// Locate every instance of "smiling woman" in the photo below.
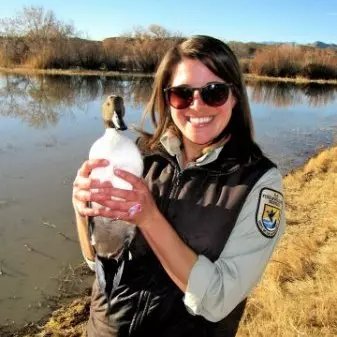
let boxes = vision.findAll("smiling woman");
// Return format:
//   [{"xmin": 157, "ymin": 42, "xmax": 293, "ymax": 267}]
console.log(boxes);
[
  {"xmin": 72, "ymin": 35, "xmax": 285, "ymax": 337},
  {"xmin": 168, "ymin": 59, "xmax": 236, "ymax": 159}
]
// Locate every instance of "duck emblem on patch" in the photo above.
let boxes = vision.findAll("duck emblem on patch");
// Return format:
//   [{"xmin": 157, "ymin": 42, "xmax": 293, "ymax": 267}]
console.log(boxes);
[{"xmin": 256, "ymin": 188, "xmax": 283, "ymax": 238}]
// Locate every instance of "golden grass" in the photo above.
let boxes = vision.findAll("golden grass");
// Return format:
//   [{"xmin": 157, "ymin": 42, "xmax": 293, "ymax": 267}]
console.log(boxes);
[
  {"xmin": 237, "ymin": 146, "xmax": 337, "ymax": 337},
  {"xmin": 41, "ymin": 297, "xmax": 90, "ymax": 337},
  {"xmin": 0, "ymin": 66, "xmax": 153, "ymax": 78},
  {"xmin": 249, "ymin": 45, "xmax": 337, "ymax": 80},
  {"xmin": 245, "ymin": 73, "xmax": 337, "ymax": 85},
  {"xmin": 18, "ymin": 145, "xmax": 337, "ymax": 336},
  {"xmin": 1, "ymin": 67, "xmax": 337, "ymax": 85}
]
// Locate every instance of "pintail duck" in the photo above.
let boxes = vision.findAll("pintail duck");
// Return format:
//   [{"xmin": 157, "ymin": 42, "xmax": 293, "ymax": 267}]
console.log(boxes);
[{"xmin": 88, "ymin": 95, "xmax": 143, "ymax": 299}]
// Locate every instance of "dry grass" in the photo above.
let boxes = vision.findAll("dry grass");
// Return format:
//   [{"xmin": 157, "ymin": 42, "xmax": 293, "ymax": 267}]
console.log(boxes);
[
  {"xmin": 2, "ymin": 37, "xmax": 337, "ymax": 81},
  {"xmin": 15, "ymin": 145, "xmax": 337, "ymax": 336},
  {"xmin": 237, "ymin": 146, "xmax": 337, "ymax": 337},
  {"xmin": 0, "ymin": 36, "xmax": 181, "ymax": 73},
  {"xmin": 0, "ymin": 66, "xmax": 153, "ymax": 78},
  {"xmin": 249, "ymin": 45, "xmax": 337, "ymax": 80}
]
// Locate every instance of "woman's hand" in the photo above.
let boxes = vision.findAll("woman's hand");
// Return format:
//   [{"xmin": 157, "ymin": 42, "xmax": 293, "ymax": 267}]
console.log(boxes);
[
  {"xmin": 72, "ymin": 159, "xmax": 112, "ymax": 217},
  {"xmin": 89, "ymin": 168, "xmax": 160, "ymax": 228}
]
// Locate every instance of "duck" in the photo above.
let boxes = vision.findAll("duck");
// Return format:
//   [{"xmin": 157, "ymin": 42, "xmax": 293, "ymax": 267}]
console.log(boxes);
[
  {"xmin": 88, "ymin": 95, "xmax": 143, "ymax": 297},
  {"xmin": 89, "ymin": 95, "xmax": 143, "ymax": 190}
]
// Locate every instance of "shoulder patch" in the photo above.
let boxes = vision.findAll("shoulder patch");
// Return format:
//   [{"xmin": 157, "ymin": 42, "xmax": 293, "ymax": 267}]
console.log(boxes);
[{"xmin": 256, "ymin": 188, "xmax": 283, "ymax": 238}]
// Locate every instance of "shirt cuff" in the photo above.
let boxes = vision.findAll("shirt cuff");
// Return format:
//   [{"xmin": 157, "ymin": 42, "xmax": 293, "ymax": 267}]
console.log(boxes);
[
  {"xmin": 84, "ymin": 256, "xmax": 96, "ymax": 271},
  {"xmin": 183, "ymin": 255, "xmax": 215, "ymax": 315}
]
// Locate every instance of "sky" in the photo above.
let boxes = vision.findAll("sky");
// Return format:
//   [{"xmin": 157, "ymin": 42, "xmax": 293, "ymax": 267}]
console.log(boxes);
[{"xmin": 1, "ymin": 0, "xmax": 337, "ymax": 44}]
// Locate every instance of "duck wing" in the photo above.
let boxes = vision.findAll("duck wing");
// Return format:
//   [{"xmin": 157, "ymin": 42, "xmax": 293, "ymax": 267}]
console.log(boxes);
[{"xmin": 90, "ymin": 216, "xmax": 136, "ymax": 259}]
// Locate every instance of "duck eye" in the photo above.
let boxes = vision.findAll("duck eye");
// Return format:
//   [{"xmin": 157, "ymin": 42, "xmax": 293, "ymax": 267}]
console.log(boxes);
[{"xmin": 106, "ymin": 103, "xmax": 110, "ymax": 106}]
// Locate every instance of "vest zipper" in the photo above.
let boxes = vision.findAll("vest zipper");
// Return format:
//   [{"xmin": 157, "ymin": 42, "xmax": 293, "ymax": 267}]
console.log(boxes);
[
  {"xmin": 175, "ymin": 171, "xmax": 183, "ymax": 186},
  {"xmin": 147, "ymin": 151, "xmax": 242, "ymax": 215}
]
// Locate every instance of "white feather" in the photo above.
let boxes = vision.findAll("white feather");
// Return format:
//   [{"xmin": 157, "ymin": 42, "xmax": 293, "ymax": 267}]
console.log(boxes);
[{"xmin": 89, "ymin": 128, "xmax": 143, "ymax": 189}]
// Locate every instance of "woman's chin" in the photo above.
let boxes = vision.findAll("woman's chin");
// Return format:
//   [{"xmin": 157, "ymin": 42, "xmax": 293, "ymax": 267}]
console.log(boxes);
[{"xmin": 185, "ymin": 135, "xmax": 212, "ymax": 146}]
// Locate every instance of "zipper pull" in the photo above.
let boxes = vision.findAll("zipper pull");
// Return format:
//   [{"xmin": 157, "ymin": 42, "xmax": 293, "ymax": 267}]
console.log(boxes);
[{"xmin": 176, "ymin": 171, "xmax": 183, "ymax": 186}]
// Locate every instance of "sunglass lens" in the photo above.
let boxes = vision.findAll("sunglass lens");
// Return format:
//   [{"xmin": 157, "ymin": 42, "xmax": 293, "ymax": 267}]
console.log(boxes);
[
  {"xmin": 168, "ymin": 87, "xmax": 193, "ymax": 109},
  {"xmin": 202, "ymin": 83, "xmax": 230, "ymax": 107}
]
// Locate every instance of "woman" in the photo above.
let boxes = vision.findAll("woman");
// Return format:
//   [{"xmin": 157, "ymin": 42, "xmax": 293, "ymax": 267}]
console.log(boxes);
[{"xmin": 72, "ymin": 35, "xmax": 285, "ymax": 337}]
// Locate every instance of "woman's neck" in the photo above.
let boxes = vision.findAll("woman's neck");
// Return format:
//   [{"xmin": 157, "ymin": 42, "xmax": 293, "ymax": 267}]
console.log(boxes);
[{"xmin": 182, "ymin": 138, "xmax": 204, "ymax": 167}]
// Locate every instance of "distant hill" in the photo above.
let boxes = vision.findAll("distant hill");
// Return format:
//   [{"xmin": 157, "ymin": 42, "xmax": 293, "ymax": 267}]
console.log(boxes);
[
  {"xmin": 309, "ymin": 41, "xmax": 337, "ymax": 49},
  {"xmin": 260, "ymin": 40, "xmax": 337, "ymax": 49}
]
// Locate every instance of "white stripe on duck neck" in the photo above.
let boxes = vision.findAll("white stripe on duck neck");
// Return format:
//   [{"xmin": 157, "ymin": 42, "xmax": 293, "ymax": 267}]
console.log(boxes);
[{"xmin": 104, "ymin": 128, "xmax": 120, "ymax": 136}]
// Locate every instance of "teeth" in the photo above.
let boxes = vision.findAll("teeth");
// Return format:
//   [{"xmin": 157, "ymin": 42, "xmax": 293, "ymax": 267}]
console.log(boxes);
[{"xmin": 189, "ymin": 117, "xmax": 213, "ymax": 125}]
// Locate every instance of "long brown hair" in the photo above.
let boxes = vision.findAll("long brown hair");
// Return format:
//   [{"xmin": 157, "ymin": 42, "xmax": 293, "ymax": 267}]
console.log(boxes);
[{"xmin": 138, "ymin": 35, "xmax": 257, "ymax": 156}]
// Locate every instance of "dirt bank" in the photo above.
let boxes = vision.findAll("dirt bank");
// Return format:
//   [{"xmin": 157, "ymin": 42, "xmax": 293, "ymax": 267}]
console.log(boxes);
[{"xmin": 8, "ymin": 145, "xmax": 337, "ymax": 337}]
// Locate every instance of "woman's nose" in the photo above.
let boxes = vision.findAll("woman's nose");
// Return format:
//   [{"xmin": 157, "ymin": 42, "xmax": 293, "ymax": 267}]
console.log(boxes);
[{"xmin": 190, "ymin": 89, "xmax": 205, "ymax": 108}]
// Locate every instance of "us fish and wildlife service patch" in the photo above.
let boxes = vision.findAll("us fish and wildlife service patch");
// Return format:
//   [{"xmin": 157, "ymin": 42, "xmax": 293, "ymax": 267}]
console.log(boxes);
[{"xmin": 256, "ymin": 188, "xmax": 283, "ymax": 238}]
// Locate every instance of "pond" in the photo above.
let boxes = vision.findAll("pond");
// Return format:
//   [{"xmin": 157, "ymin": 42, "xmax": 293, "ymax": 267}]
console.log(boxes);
[{"xmin": 0, "ymin": 74, "xmax": 337, "ymax": 329}]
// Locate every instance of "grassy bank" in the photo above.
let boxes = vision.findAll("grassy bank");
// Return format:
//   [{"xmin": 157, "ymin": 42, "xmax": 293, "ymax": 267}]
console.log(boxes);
[
  {"xmin": 238, "ymin": 145, "xmax": 337, "ymax": 336},
  {"xmin": 0, "ymin": 66, "xmax": 153, "ymax": 78},
  {"xmin": 1, "ymin": 67, "xmax": 337, "ymax": 86},
  {"xmin": 8, "ymin": 144, "xmax": 337, "ymax": 337}
]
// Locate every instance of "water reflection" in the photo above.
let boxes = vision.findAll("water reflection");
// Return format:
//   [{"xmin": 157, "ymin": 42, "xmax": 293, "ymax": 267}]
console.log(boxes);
[
  {"xmin": 303, "ymin": 83, "xmax": 337, "ymax": 107},
  {"xmin": 0, "ymin": 75, "xmax": 153, "ymax": 128},
  {"xmin": 248, "ymin": 81, "xmax": 337, "ymax": 107},
  {"xmin": 101, "ymin": 76, "xmax": 153, "ymax": 107},
  {"xmin": 1, "ymin": 75, "xmax": 336, "ymax": 130}
]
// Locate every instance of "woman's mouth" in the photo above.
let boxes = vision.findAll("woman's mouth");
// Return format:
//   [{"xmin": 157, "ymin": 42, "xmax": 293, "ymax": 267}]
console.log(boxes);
[{"xmin": 187, "ymin": 116, "xmax": 214, "ymax": 126}]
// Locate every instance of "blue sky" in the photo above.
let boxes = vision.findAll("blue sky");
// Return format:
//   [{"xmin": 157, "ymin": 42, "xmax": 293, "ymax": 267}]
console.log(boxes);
[{"xmin": 1, "ymin": 0, "xmax": 337, "ymax": 44}]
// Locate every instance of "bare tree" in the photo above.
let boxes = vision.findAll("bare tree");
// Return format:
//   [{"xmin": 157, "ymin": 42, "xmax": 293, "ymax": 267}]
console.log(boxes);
[
  {"xmin": 148, "ymin": 24, "xmax": 170, "ymax": 39},
  {"xmin": 0, "ymin": 6, "xmax": 78, "ymax": 66},
  {"xmin": 0, "ymin": 6, "xmax": 76, "ymax": 41},
  {"xmin": 122, "ymin": 24, "xmax": 182, "ymax": 40}
]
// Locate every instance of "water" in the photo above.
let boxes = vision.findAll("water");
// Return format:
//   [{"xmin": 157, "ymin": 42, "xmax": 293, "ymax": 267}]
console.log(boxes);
[{"xmin": 0, "ymin": 74, "xmax": 336, "ymax": 329}]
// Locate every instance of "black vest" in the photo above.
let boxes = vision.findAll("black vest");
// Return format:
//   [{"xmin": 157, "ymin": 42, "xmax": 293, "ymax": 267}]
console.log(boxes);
[{"xmin": 87, "ymin": 141, "xmax": 275, "ymax": 337}]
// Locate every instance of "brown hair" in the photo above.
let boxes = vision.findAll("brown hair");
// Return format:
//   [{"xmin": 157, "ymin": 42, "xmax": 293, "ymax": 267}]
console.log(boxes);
[{"xmin": 138, "ymin": 35, "xmax": 257, "ymax": 156}]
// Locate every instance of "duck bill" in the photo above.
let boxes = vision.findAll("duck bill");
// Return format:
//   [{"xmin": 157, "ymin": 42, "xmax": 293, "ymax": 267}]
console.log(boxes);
[{"xmin": 112, "ymin": 111, "xmax": 127, "ymax": 131}]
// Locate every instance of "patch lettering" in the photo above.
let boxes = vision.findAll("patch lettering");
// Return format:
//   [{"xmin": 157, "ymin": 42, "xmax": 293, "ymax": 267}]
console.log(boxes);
[{"xmin": 256, "ymin": 188, "xmax": 283, "ymax": 238}]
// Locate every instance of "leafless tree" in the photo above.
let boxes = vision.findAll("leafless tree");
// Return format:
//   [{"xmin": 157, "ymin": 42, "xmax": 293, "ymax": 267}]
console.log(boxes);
[{"xmin": 0, "ymin": 5, "xmax": 78, "ymax": 66}]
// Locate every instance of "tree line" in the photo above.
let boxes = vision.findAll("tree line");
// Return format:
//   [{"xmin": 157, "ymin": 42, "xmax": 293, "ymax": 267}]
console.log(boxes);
[{"xmin": 1, "ymin": 6, "xmax": 337, "ymax": 79}]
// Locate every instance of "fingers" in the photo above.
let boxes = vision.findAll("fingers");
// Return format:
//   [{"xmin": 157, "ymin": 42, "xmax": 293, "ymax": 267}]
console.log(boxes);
[
  {"xmin": 77, "ymin": 204, "xmax": 134, "ymax": 222},
  {"xmin": 90, "ymin": 198, "xmax": 138, "ymax": 213},
  {"xmin": 73, "ymin": 159, "xmax": 112, "ymax": 190},
  {"xmin": 92, "ymin": 187, "xmax": 139, "ymax": 201},
  {"xmin": 114, "ymin": 168, "xmax": 145, "ymax": 190},
  {"xmin": 73, "ymin": 189, "xmax": 93, "ymax": 203},
  {"xmin": 97, "ymin": 209, "xmax": 132, "ymax": 222},
  {"xmin": 73, "ymin": 176, "xmax": 112, "ymax": 189},
  {"xmin": 77, "ymin": 159, "xmax": 109, "ymax": 178},
  {"xmin": 74, "ymin": 198, "xmax": 135, "ymax": 219},
  {"xmin": 73, "ymin": 163, "xmax": 146, "ymax": 222},
  {"xmin": 77, "ymin": 203, "xmax": 100, "ymax": 217}
]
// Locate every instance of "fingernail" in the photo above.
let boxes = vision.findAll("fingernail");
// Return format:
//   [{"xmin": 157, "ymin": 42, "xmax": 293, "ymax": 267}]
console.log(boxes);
[
  {"xmin": 114, "ymin": 168, "xmax": 121, "ymax": 174},
  {"xmin": 128, "ymin": 204, "xmax": 142, "ymax": 216},
  {"xmin": 102, "ymin": 159, "xmax": 109, "ymax": 165}
]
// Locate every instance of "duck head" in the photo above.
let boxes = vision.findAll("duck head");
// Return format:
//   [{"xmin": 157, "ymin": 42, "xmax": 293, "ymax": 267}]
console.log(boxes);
[{"xmin": 102, "ymin": 95, "xmax": 127, "ymax": 131}]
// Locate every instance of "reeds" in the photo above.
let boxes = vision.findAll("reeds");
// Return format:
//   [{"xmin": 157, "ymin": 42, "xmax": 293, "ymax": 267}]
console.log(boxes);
[
  {"xmin": 0, "ymin": 36, "xmax": 181, "ymax": 73},
  {"xmin": 249, "ymin": 45, "xmax": 337, "ymax": 80},
  {"xmin": 1, "ymin": 38, "xmax": 337, "ymax": 80}
]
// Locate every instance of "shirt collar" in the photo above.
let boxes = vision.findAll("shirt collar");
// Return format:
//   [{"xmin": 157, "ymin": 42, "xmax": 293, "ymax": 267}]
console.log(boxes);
[{"xmin": 160, "ymin": 131, "xmax": 223, "ymax": 169}]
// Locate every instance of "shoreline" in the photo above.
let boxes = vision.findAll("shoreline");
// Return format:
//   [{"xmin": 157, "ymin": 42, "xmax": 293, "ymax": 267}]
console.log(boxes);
[
  {"xmin": 1, "ymin": 67, "xmax": 337, "ymax": 85},
  {"xmin": 5, "ymin": 142, "xmax": 337, "ymax": 337}
]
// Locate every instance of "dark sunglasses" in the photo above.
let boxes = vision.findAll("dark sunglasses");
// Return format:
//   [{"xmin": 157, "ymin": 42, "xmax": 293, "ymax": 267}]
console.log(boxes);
[{"xmin": 164, "ymin": 82, "xmax": 233, "ymax": 109}]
